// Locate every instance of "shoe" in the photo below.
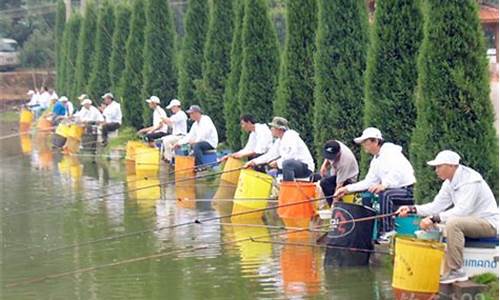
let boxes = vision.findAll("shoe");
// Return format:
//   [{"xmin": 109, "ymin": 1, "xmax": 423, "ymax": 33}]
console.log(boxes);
[
  {"xmin": 440, "ymin": 269, "xmax": 468, "ymax": 284},
  {"xmin": 376, "ymin": 230, "xmax": 397, "ymax": 244}
]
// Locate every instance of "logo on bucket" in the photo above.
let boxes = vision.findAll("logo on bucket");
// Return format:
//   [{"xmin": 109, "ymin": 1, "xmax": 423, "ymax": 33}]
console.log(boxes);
[{"xmin": 328, "ymin": 207, "xmax": 355, "ymax": 239}]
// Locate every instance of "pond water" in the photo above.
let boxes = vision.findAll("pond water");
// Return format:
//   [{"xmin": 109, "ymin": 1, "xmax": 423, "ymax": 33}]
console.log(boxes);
[{"xmin": 0, "ymin": 121, "xmax": 396, "ymax": 299}]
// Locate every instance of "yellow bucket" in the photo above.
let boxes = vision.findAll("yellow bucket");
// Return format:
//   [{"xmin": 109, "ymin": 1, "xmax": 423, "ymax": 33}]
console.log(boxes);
[
  {"xmin": 20, "ymin": 135, "xmax": 32, "ymax": 154},
  {"xmin": 68, "ymin": 125, "xmax": 84, "ymax": 141},
  {"xmin": 231, "ymin": 218, "xmax": 272, "ymax": 264},
  {"xmin": 19, "ymin": 108, "xmax": 33, "ymax": 124},
  {"xmin": 58, "ymin": 156, "xmax": 71, "ymax": 175},
  {"xmin": 342, "ymin": 194, "xmax": 355, "ymax": 203},
  {"xmin": 393, "ymin": 237, "xmax": 445, "ymax": 293},
  {"xmin": 135, "ymin": 147, "xmax": 160, "ymax": 172},
  {"xmin": 55, "ymin": 123, "xmax": 71, "ymax": 138},
  {"xmin": 233, "ymin": 169, "xmax": 273, "ymax": 209},
  {"xmin": 220, "ymin": 157, "xmax": 244, "ymax": 185},
  {"xmin": 125, "ymin": 141, "xmax": 145, "ymax": 161},
  {"xmin": 134, "ymin": 177, "xmax": 160, "ymax": 200}
]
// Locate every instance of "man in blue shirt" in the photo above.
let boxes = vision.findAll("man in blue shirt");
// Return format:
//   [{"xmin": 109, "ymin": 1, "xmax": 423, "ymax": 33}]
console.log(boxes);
[{"xmin": 52, "ymin": 96, "xmax": 68, "ymax": 125}]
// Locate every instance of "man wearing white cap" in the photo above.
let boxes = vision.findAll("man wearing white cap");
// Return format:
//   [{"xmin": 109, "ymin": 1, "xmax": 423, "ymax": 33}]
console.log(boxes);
[
  {"xmin": 397, "ymin": 150, "xmax": 498, "ymax": 284},
  {"xmin": 161, "ymin": 99, "xmax": 188, "ymax": 163},
  {"xmin": 101, "ymin": 93, "xmax": 122, "ymax": 145},
  {"xmin": 26, "ymin": 90, "xmax": 42, "ymax": 118},
  {"xmin": 138, "ymin": 96, "xmax": 169, "ymax": 144},
  {"xmin": 51, "ymin": 96, "xmax": 68, "ymax": 125},
  {"xmin": 74, "ymin": 99, "xmax": 104, "ymax": 124},
  {"xmin": 334, "ymin": 127, "xmax": 416, "ymax": 242}
]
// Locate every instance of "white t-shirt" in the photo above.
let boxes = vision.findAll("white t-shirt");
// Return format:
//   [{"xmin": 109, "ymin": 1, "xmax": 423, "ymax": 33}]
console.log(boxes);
[
  {"xmin": 179, "ymin": 115, "xmax": 218, "ymax": 148},
  {"xmin": 65, "ymin": 102, "xmax": 74, "ymax": 116},
  {"xmin": 75, "ymin": 106, "xmax": 104, "ymax": 123},
  {"xmin": 241, "ymin": 123, "xmax": 273, "ymax": 154},
  {"xmin": 170, "ymin": 110, "xmax": 188, "ymax": 135},
  {"xmin": 153, "ymin": 106, "xmax": 169, "ymax": 133},
  {"xmin": 102, "ymin": 101, "xmax": 122, "ymax": 124},
  {"xmin": 39, "ymin": 91, "xmax": 51, "ymax": 109}
]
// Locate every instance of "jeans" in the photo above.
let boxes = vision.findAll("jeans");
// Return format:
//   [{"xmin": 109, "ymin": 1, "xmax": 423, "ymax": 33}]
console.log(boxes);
[
  {"xmin": 144, "ymin": 131, "xmax": 167, "ymax": 143},
  {"xmin": 101, "ymin": 122, "xmax": 121, "ymax": 143},
  {"xmin": 282, "ymin": 159, "xmax": 312, "ymax": 181},
  {"xmin": 192, "ymin": 141, "xmax": 214, "ymax": 166}
]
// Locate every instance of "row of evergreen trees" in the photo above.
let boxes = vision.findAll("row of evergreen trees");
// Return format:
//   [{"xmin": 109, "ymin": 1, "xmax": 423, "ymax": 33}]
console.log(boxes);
[{"xmin": 56, "ymin": 0, "xmax": 497, "ymax": 202}]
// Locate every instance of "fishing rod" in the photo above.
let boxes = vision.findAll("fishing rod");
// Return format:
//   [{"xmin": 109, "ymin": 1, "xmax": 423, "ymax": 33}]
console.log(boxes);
[{"xmin": 249, "ymin": 239, "xmax": 392, "ymax": 255}]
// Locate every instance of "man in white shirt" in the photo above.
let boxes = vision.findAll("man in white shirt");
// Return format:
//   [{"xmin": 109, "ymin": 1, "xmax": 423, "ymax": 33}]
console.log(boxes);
[
  {"xmin": 161, "ymin": 99, "xmax": 188, "ymax": 163},
  {"xmin": 26, "ymin": 90, "xmax": 42, "ymax": 119},
  {"xmin": 176, "ymin": 105, "xmax": 218, "ymax": 166},
  {"xmin": 334, "ymin": 127, "xmax": 416, "ymax": 241},
  {"xmin": 245, "ymin": 117, "xmax": 315, "ymax": 181},
  {"xmin": 101, "ymin": 93, "xmax": 122, "ymax": 144},
  {"xmin": 74, "ymin": 99, "xmax": 104, "ymax": 124},
  {"xmin": 397, "ymin": 150, "xmax": 498, "ymax": 284},
  {"xmin": 39, "ymin": 86, "xmax": 51, "ymax": 110},
  {"xmin": 319, "ymin": 140, "xmax": 359, "ymax": 206},
  {"xmin": 229, "ymin": 114, "xmax": 273, "ymax": 161},
  {"xmin": 138, "ymin": 96, "xmax": 169, "ymax": 145}
]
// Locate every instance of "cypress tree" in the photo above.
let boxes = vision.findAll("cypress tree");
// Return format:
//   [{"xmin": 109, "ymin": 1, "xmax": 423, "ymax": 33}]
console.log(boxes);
[
  {"xmin": 223, "ymin": 0, "xmax": 244, "ymax": 150},
  {"xmin": 313, "ymin": 0, "xmax": 368, "ymax": 161},
  {"xmin": 141, "ymin": 0, "xmax": 177, "ymax": 126},
  {"xmin": 274, "ymin": 0, "xmax": 317, "ymax": 146},
  {"xmin": 60, "ymin": 14, "xmax": 81, "ymax": 97},
  {"xmin": 177, "ymin": 0, "xmax": 209, "ymax": 108},
  {"xmin": 119, "ymin": 0, "xmax": 146, "ymax": 129},
  {"xmin": 238, "ymin": 0, "xmax": 280, "ymax": 129},
  {"xmin": 109, "ymin": 3, "xmax": 131, "ymax": 92},
  {"xmin": 73, "ymin": 1, "xmax": 98, "ymax": 99},
  {"xmin": 363, "ymin": 0, "xmax": 422, "ymax": 162},
  {"xmin": 199, "ymin": 0, "xmax": 234, "ymax": 141},
  {"xmin": 87, "ymin": 0, "xmax": 114, "ymax": 102},
  {"xmin": 411, "ymin": 0, "xmax": 499, "ymax": 202},
  {"xmin": 55, "ymin": 0, "xmax": 66, "ymax": 92}
]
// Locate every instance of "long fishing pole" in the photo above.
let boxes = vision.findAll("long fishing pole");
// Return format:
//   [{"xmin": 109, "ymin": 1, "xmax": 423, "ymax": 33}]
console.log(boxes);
[{"xmin": 249, "ymin": 239, "xmax": 392, "ymax": 255}]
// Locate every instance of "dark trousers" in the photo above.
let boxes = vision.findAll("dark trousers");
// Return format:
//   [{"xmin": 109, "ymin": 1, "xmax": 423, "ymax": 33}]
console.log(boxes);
[
  {"xmin": 102, "ymin": 122, "xmax": 121, "ymax": 142},
  {"xmin": 379, "ymin": 186, "xmax": 414, "ymax": 234},
  {"xmin": 193, "ymin": 141, "xmax": 214, "ymax": 166},
  {"xmin": 282, "ymin": 159, "xmax": 312, "ymax": 181},
  {"xmin": 248, "ymin": 153, "xmax": 266, "ymax": 173},
  {"xmin": 144, "ymin": 131, "xmax": 167, "ymax": 143},
  {"xmin": 319, "ymin": 176, "xmax": 354, "ymax": 207}
]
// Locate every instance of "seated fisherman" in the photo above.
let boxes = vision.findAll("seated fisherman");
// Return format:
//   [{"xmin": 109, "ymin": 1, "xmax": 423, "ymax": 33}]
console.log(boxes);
[
  {"xmin": 397, "ymin": 150, "xmax": 498, "ymax": 284},
  {"xmin": 51, "ymin": 96, "xmax": 69, "ymax": 125},
  {"xmin": 226, "ymin": 114, "xmax": 273, "ymax": 162},
  {"xmin": 137, "ymin": 96, "xmax": 169, "ymax": 145},
  {"xmin": 244, "ymin": 117, "xmax": 314, "ymax": 181},
  {"xmin": 319, "ymin": 140, "xmax": 359, "ymax": 207},
  {"xmin": 175, "ymin": 105, "xmax": 218, "ymax": 167},
  {"xmin": 74, "ymin": 98, "xmax": 104, "ymax": 124},
  {"xmin": 100, "ymin": 93, "xmax": 122, "ymax": 145},
  {"xmin": 161, "ymin": 99, "xmax": 188, "ymax": 163},
  {"xmin": 334, "ymin": 127, "xmax": 416, "ymax": 242}
]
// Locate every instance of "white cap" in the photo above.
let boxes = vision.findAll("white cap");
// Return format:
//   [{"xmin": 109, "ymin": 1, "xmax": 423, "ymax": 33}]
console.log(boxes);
[
  {"xmin": 101, "ymin": 92, "xmax": 114, "ymax": 99},
  {"xmin": 354, "ymin": 127, "xmax": 383, "ymax": 144},
  {"xmin": 427, "ymin": 150, "xmax": 461, "ymax": 166},
  {"xmin": 27, "ymin": 90, "xmax": 35, "ymax": 95},
  {"xmin": 166, "ymin": 99, "xmax": 181, "ymax": 109},
  {"xmin": 81, "ymin": 99, "xmax": 92, "ymax": 105},
  {"xmin": 78, "ymin": 94, "xmax": 88, "ymax": 101},
  {"xmin": 146, "ymin": 96, "xmax": 161, "ymax": 104},
  {"xmin": 59, "ymin": 96, "xmax": 69, "ymax": 102}
]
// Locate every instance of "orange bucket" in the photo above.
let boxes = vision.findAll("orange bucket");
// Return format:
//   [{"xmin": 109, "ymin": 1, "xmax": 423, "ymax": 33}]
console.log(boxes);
[
  {"xmin": 37, "ymin": 117, "xmax": 52, "ymax": 132},
  {"xmin": 277, "ymin": 181, "xmax": 316, "ymax": 219},
  {"xmin": 175, "ymin": 156, "xmax": 195, "ymax": 177},
  {"xmin": 176, "ymin": 180, "xmax": 196, "ymax": 208},
  {"xmin": 280, "ymin": 245, "xmax": 320, "ymax": 296},
  {"xmin": 281, "ymin": 217, "xmax": 312, "ymax": 240}
]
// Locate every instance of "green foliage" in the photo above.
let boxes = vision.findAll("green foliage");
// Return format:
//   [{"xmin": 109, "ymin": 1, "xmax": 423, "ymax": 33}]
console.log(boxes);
[
  {"xmin": 109, "ymin": 3, "xmax": 131, "ymax": 92},
  {"xmin": 74, "ymin": 1, "xmax": 98, "ymax": 100},
  {"xmin": 223, "ymin": 0, "xmax": 245, "ymax": 150},
  {"xmin": 177, "ymin": 0, "xmax": 209, "ymax": 109},
  {"xmin": 362, "ymin": 0, "xmax": 422, "ymax": 171},
  {"xmin": 411, "ymin": 0, "xmax": 499, "ymax": 202},
  {"xmin": 471, "ymin": 273, "xmax": 499, "ymax": 300},
  {"xmin": 118, "ymin": 0, "xmax": 146, "ymax": 129},
  {"xmin": 313, "ymin": 0, "xmax": 368, "ymax": 163},
  {"xmin": 274, "ymin": 0, "xmax": 317, "ymax": 146},
  {"xmin": 238, "ymin": 0, "xmax": 280, "ymax": 131},
  {"xmin": 87, "ymin": 0, "xmax": 115, "ymax": 103},
  {"xmin": 19, "ymin": 29, "xmax": 55, "ymax": 68},
  {"xmin": 199, "ymin": 0, "xmax": 234, "ymax": 141},
  {"xmin": 141, "ymin": 0, "xmax": 177, "ymax": 126},
  {"xmin": 60, "ymin": 14, "xmax": 81, "ymax": 97},
  {"xmin": 55, "ymin": 0, "xmax": 66, "ymax": 92}
]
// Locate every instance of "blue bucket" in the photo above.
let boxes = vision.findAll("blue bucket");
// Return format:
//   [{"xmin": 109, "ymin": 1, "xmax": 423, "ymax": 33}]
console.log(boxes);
[{"xmin": 395, "ymin": 215, "xmax": 422, "ymax": 237}]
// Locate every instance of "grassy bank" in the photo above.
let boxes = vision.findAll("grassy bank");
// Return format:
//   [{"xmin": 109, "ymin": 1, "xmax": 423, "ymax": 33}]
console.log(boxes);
[
  {"xmin": 471, "ymin": 273, "xmax": 499, "ymax": 300},
  {"xmin": 103, "ymin": 126, "xmax": 140, "ymax": 153}
]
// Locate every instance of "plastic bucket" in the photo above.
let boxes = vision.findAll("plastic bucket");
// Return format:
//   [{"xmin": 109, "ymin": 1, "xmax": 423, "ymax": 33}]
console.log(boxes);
[
  {"xmin": 231, "ymin": 218, "xmax": 272, "ymax": 264},
  {"xmin": 20, "ymin": 135, "xmax": 32, "ymax": 154},
  {"xmin": 393, "ymin": 237, "xmax": 445, "ymax": 293},
  {"xmin": 63, "ymin": 137, "xmax": 80, "ymax": 154},
  {"xmin": 175, "ymin": 156, "xmax": 195, "ymax": 177},
  {"xmin": 68, "ymin": 125, "xmax": 84, "ymax": 141},
  {"xmin": 220, "ymin": 157, "xmax": 244, "ymax": 185},
  {"xmin": 52, "ymin": 133, "xmax": 67, "ymax": 148},
  {"xmin": 277, "ymin": 181, "xmax": 316, "ymax": 219},
  {"xmin": 281, "ymin": 245, "xmax": 320, "ymax": 297},
  {"xmin": 126, "ymin": 141, "xmax": 145, "ymax": 161},
  {"xmin": 19, "ymin": 109, "xmax": 33, "ymax": 124},
  {"xmin": 55, "ymin": 123, "xmax": 71, "ymax": 138},
  {"xmin": 37, "ymin": 117, "xmax": 52, "ymax": 132},
  {"xmin": 395, "ymin": 215, "xmax": 422, "ymax": 237},
  {"xmin": 201, "ymin": 150, "xmax": 218, "ymax": 166},
  {"xmin": 134, "ymin": 177, "xmax": 160, "ymax": 200},
  {"xmin": 135, "ymin": 147, "xmax": 160, "ymax": 172},
  {"xmin": 282, "ymin": 217, "xmax": 312, "ymax": 240},
  {"xmin": 233, "ymin": 169, "xmax": 273, "ymax": 209}
]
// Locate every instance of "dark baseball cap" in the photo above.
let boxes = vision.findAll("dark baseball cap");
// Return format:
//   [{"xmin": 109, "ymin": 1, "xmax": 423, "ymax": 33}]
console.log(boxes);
[{"xmin": 323, "ymin": 140, "xmax": 340, "ymax": 160}]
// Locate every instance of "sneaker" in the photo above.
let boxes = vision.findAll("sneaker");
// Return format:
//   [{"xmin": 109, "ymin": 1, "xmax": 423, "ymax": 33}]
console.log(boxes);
[
  {"xmin": 440, "ymin": 269, "xmax": 468, "ymax": 284},
  {"xmin": 376, "ymin": 230, "xmax": 397, "ymax": 244}
]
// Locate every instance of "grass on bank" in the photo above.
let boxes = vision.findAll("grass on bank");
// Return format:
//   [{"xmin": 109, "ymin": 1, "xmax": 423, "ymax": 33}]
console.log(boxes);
[
  {"xmin": 471, "ymin": 273, "xmax": 499, "ymax": 300},
  {"xmin": 103, "ymin": 126, "xmax": 140, "ymax": 153}
]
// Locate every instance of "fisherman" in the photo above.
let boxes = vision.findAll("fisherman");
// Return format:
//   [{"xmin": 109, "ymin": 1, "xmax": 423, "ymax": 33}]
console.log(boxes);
[
  {"xmin": 137, "ymin": 96, "xmax": 169, "ymax": 146},
  {"xmin": 26, "ymin": 89, "xmax": 42, "ymax": 119},
  {"xmin": 334, "ymin": 127, "xmax": 415, "ymax": 243},
  {"xmin": 245, "ymin": 117, "xmax": 314, "ymax": 181},
  {"xmin": 100, "ymin": 93, "xmax": 122, "ymax": 145},
  {"xmin": 161, "ymin": 99, "xmax": 188, "ymax": 163},
  {"xmin": 318, "ymin": 139, "xmax": 359, "ymax": 206},
  {"xmin": 175, "ymin": 105, "xmax": 218, "ymax": 167},
  {"xmin": 51, "ymin": 96, "xmax": 68, "ymax": 125},
  {"xmin": 74, "ymin": 98, "xmax": 104, "ymax": 124},
  {"xmin": 227, "ymin": 114, "xmax": 273, "ymax": 161},
  {"xmin": 38, "ymin": 86, "xmax": 51, "ymax": 111},
  {"xmin": 397, "ymin": 150, "xmax": 498, "ymax": 284}
]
